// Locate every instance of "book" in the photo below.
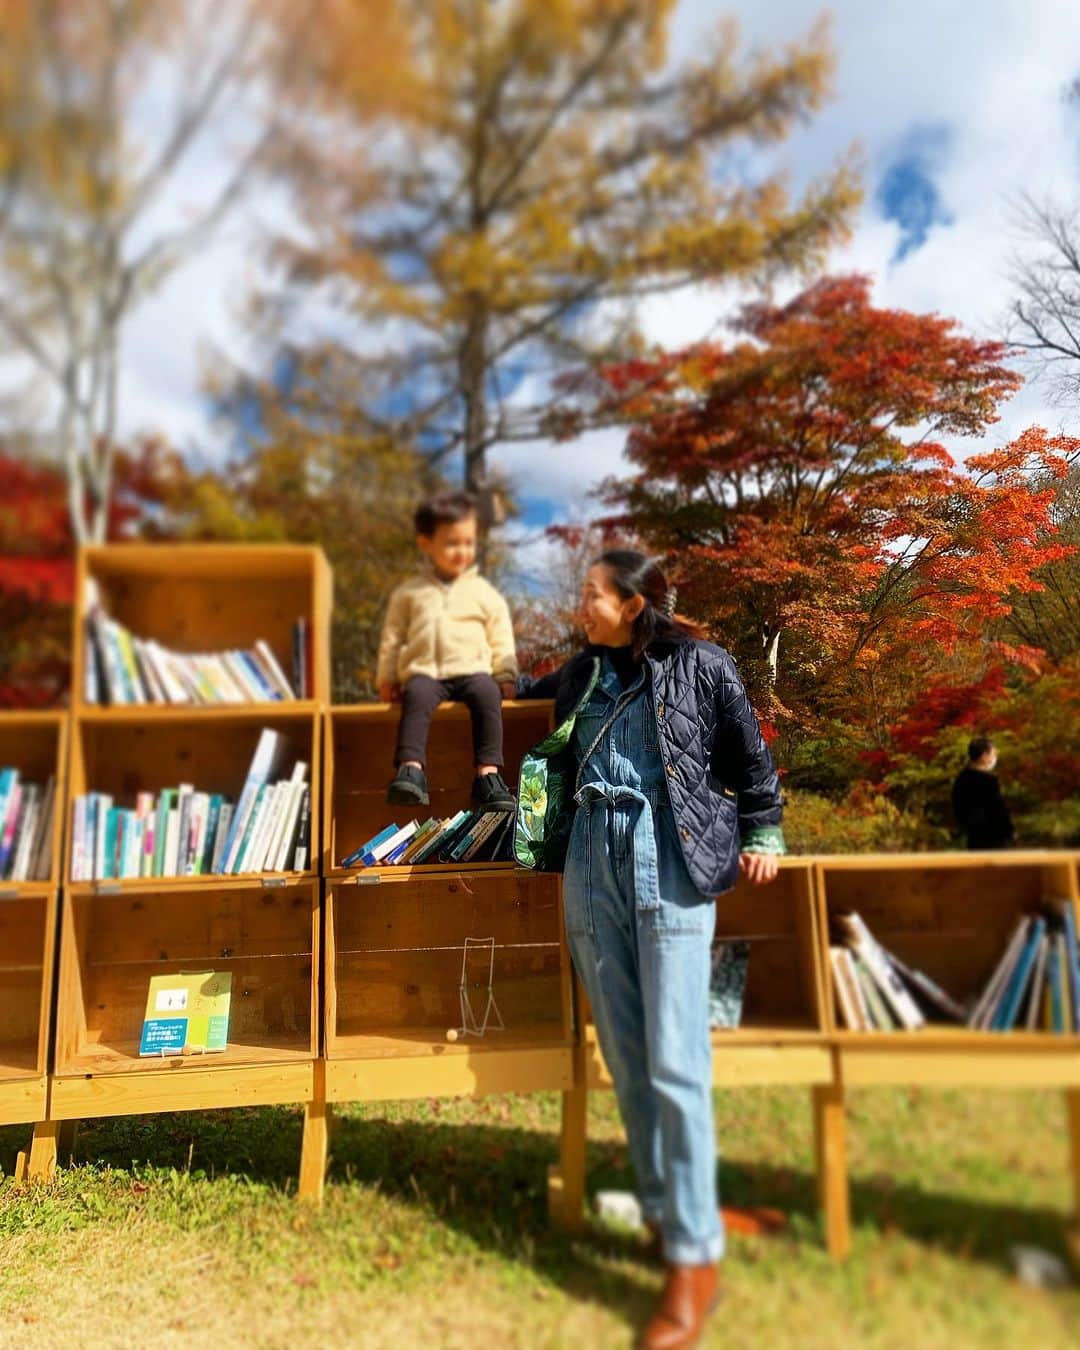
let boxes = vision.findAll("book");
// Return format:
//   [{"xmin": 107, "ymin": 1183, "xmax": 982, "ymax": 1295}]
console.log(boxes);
[
  {"xmin": 968, "ymin": 915, "xmax": 1029, "ymax": 1029},
  {"xmin": 221, "ymin": 729, "xmax": 288, "ymax": 871},
  {"xmin": 82, "ymin": 580, "xmax": 300, "ymax": 706},
  {"xmin": 837, "ymin": 913, "xmax": 925, "ymax": 1029},
  {"xmin": 289, "ymin": 787, "xmax": 311, "ymax": 871},
  {"xmin": 1058, "ymin": 900, "xmax": 1080, "ymax": 1033},
  {"xmin": 708, "ymin": 940, "xmax": 750, "ymax": 1029},
  {"xmin": 852, "ymin": 952, "xmax": 897, "ymax": 1030},
  {"xmin": 1024, "ymin": 934, "xmax": 1050, "ymax": 1031},
  {"xmin": 342, "ymin": 823, "xmax": 399, "ymax": 869},
  {"xmin": 991, "ymin": 916, "xmax": 1046, "ymax": 1031},
  {"xmin": 139, "ymin": 971, "xmax": 232, "ymax": 1057},
  {"xmin": 830, "ymin": 947, "xmax": 867, "ymax": 1030},
  {"xmin": 366, "ymin": 820, "xmax": 419, "ymax": 866},
  {"xmin": 410, "ymin": 812, "xmax": 470, "ymax": 864},
  {"xmin": 1049, "ymin": 934, "xmax": 1067, "ymax": 1033},
  {"xmin": 887, "ymin": 950, "xmax": 968, "ymax": 1023}
]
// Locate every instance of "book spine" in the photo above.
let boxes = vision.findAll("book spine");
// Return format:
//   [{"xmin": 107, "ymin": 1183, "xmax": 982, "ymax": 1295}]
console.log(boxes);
[
  {"xmin": 200, "ymin": 795, "xmax": 222, "ymax": 874},
  {"xmin": 239, "ymin": 650, "xmax": 279, "ymax": 702},
  {"xmin": 845, "ymin": 914, "xmax": 924, "ymax": 1029},
  {"xmin": 233, "ymin": 784, "xmax": 268, "ymax": 874},
  {"xmin": 1060, "ymin": 902, "xmax": 1080, "ymax": 1034},
  {"xmin": 292, "ymin": 788, "xmax": 311, "ymax": 871},
  {"xmin": 993, "ymin": 918, "xmax": 1046, "ymax": 1031},
  {"xmin": 0, "ymin": 781, "xmax": 23, "ymax": 875},
  {"xmin": 254, "ymin": 639, "xmax": 295, "ymax": 699},
  {"xmin": 211, "ymin": 803, "xmax": 233, "ymax": 874}
]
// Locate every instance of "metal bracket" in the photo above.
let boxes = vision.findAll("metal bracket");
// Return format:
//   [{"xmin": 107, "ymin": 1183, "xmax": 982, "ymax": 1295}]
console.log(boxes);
[
  {"xmin": 261, "ymin": 876, "xmax": 288, "ymax": 888},
  {"xmin": 356, "ymin": 874, "xmax": 381, "ymax": 885}
]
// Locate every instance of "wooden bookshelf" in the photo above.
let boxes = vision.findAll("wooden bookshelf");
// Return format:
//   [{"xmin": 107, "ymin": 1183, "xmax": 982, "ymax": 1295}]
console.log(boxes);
[
  {"xmin": 0, "ymin": 711, "xmax": 66, "ymax": 1181},
  {"xmin": 321, "ymin": 698, "xmax": 584, "ymax": 1218},
  {"xmin": 73, "ymin": 543, "xmax": 332, "ymax": 710},
  {"xmin": 26, "ymin": 544, "xmax": 332, "ymax": 1195},
  {"xmin": 814, "ymin": 850, "xmax": 1080, "ymax": 1258},
  {"xmin": 323, "ymin": 699, "xmax": 552, "ymax": 875}
]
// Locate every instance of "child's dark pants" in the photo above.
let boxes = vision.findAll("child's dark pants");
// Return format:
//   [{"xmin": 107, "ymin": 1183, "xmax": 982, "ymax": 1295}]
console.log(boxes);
[{"xmin": 395, "ymin": 673, "xmax": 504, "ymax": 767}]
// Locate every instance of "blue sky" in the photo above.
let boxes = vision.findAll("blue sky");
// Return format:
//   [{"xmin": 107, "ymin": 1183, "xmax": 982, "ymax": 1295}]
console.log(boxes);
[{"xmin": 45, "ymin": 1, "xmax": 1080, "ymax": 577}]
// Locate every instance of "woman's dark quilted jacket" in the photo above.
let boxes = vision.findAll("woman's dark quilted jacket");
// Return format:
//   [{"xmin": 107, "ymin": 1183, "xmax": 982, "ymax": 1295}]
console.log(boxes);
[{"xmin": 518, "ymin": 634, "xmax": 786, "ymax": 897}]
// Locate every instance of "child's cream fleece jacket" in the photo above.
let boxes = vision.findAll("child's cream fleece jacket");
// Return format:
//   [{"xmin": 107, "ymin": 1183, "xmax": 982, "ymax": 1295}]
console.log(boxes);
[{"xmin": 376, "ymin": 565, "xmax": 518, "ymax": 688}]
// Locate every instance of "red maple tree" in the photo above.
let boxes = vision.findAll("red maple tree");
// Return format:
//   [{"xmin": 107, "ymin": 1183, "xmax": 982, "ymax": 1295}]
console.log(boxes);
[{"xmin": 589, "ymin": 277, "xmax": 1073, "ymax": 719}]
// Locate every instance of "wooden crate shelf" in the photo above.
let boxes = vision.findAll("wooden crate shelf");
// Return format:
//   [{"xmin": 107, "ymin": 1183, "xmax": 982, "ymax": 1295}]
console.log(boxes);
[
  {"xmin": 73, "ymin": 543, "xmax": 332, "ymax": 711},
  {"xmin": 816, "ymin": 851, "xmax": 1080, "ymax": 1054},
  {"xmin": 0, "ymin": 711, "xmax": 66, "ymax": 1133},
  {"xmin": 324, "ymin": 700, "xmax": 553, "ymax": 874},
  {"xmin": 812, "ymin": 849, "xmax": 1080, "ymax": 1258},
  {"xmin": 325, "ymin": 865, "xmax": 574, "ymax": 1103},
  {"xmin": 54, "ymin": 877, "xmax": 319, "ymax": 1083},
  {"xmin": 20, "ymin": 545, "xmax": 333, "ymax": 1194},
  {"xmin": 66, "ymin": 704, "xmax": 322, "ymax": 883}
]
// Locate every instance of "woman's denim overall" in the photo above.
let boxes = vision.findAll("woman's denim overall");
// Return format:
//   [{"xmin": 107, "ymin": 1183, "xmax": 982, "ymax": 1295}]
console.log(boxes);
[{"xmin": 563, "ymin": 653, "xmax": 723, "ymax": 1264}]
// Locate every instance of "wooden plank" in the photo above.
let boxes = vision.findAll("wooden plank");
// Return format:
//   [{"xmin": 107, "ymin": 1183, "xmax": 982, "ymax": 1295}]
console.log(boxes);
[
  {"xmin": 25, "ymin": 1119, "xmax": 60, "ymax": 1182},
  {"xmin": 0, "ymin": 1075, "xmax": 47, "ymax": 1126},
  {"xmin": 586, "ymin": 1035, "xmax": 831, "ymax": 1090},
  {"xmin": 50, "ymin": 1060, "xmax": 314, "ymax": 1119},
  {"xmin": 298, "ymin": 1060, "xmax": 329, "ymax": 1203},
  {"xmin": 813, "ymin": 1069, "xmax": 851, "ymax": 1259},
  {"xmin": 549, "ymin": 1040, "xmax": 588, "ymax": 1233},
  {"xmin": 841, "ymin": 1050, "xmax": 1080, "ymax": 1088},
  {"xmin": 76, "ymin": 884, "xmax": 315, "ymax": 965},
  {"xmin": 325, "ymin": 1045, "xmax": 572, "ymax": 1102}
]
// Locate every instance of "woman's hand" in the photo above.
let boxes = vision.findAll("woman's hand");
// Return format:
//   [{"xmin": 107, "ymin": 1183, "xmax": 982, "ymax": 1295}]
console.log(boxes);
[
  {"xmin": 379, "ymin": 682, "xmax": 401, "ymax": 704},
  {"xmin": 739, "ymin": 851, "xmax": 779, "ymax": 885},
  {"xmin": 499, "ymin": 681, "xmax": 516, "ymax": 701}
]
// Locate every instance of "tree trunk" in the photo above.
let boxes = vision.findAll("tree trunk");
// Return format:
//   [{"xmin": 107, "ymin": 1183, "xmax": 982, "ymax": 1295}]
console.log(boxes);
[
  {"xmin": 764, "ymin": 626, "xmax": 780, "ymax": 685},
  {"xmin": 460, "ymin": 296, "xmax": 490, "ymax": 565}
]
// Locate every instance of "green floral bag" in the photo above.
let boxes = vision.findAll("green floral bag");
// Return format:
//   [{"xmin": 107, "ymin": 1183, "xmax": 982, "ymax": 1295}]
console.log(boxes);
[{"xmin": 514, "ymin": 657, "xmax": 601, "ymax": 872}]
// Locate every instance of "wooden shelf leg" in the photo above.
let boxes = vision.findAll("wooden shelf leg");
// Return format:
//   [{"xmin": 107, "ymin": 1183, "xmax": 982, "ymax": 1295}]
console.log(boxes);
[
  {"xmin": 25, "ymin": 1120, "xmax": 61, "ymax": 1183},
  {"xmin": 812, "ymin": 1066, "xmax": 850, "ymax": 1260},
  {"xmin": 1066, "ymin": 1088, "xmax": 1080, "ymax": 1277},
  {"xmin": 548, "ymin": 1058, "xmax": 587, "ymax": 1233},
  {"xmin": 298, "ymin": 1063, "xmax": 330, "ymax": 1205}
]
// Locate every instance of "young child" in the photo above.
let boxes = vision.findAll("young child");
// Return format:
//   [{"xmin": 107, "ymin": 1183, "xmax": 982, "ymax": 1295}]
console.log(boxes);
[{"xmin": 376, "ymin": 491, "xmax": 518, "ymax": 810}]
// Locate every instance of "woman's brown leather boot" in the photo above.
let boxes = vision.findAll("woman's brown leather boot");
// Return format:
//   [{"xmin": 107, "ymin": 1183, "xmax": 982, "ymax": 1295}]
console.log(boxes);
[{"xmin": 639, "ymin": 1261, "xmax": 720, "ymax": 1350}]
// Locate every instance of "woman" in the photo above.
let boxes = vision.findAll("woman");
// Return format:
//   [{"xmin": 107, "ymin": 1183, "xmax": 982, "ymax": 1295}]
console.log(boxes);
[{"xmin": 521, "ymin": 551, "xmax": 785, "ymax": 1350}]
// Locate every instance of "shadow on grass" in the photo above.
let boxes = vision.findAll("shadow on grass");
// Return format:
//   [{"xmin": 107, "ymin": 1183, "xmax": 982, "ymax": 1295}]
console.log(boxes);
[{"xmin": 2, "ymin": 1106, "xmax": 1072, "ymax": 1314}]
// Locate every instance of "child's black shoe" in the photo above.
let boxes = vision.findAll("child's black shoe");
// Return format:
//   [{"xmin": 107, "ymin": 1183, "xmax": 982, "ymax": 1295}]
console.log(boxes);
[
  {"xmin": 471, "ymin": 771, "xmax": 515, "ymax": 812},
  {"xmin": 387, "ymin": 764, "xmax": 430, "ymax": 805}
]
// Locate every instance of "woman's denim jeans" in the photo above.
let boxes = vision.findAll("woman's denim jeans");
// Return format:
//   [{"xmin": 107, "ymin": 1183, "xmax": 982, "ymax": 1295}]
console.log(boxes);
[{"xmin": 564, "ymin": 781, "xmax": 723, "ymax": 1265}]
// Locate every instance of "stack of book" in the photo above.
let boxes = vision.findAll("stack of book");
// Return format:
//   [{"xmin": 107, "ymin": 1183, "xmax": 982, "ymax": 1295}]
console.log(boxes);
[
  {"xmin": 0, "ymin": 768, "xmax": 56, "ymax": 882},
  {"xmin": 83, "ymin": 578, "xmax": 307, "ymax": 705},
  {"xmin": 966, "ymin": 902, "xmax": 1080, "ymax": 1033},
  {"xmin": 342, "ymin": 809, "xmax": 516, "ymax": 869},
  {"xmin": 71, "ymin": 729, "xmax": 311, "ymax": 880},
  {"xmin": 830, "ymin": 904, "xmax": 1080, "ymax": 1034}
]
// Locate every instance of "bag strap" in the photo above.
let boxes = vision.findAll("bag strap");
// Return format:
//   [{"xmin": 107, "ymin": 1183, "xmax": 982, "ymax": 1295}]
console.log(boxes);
[{"xmin": 574, "ymin": 675, "xmax": 648, "ymax": 796}]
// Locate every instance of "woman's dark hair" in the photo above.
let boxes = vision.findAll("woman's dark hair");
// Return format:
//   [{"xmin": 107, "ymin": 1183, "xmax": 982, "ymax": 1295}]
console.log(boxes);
[
  {"xmin": 592, "ymin": 549, "xmax": 705, "ymax": 659},
  {"xmin": 414, "ymin": 491, "xmax": 477, "ymax": 537},
  {"xmin": 968, "ymin": 736, "xmax": 995, "ymax": 762}
]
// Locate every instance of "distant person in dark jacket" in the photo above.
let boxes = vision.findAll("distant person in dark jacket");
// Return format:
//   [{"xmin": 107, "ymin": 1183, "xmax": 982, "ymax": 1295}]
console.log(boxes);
[{"xmin": 951, "ymin": 737, "xmax": 1015, "ymax": 850}]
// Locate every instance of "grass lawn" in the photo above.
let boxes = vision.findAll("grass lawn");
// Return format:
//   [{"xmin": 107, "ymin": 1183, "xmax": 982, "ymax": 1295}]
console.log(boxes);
[{"xmin": 2, "ymin": 1086, "xmax": 1079, "ymax": 1348}]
